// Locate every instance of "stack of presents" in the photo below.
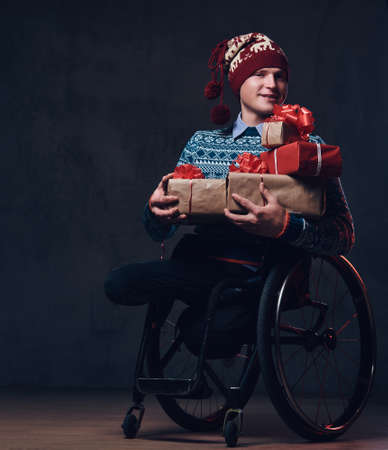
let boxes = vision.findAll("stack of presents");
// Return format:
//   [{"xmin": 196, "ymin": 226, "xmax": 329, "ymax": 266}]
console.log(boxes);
[{"xmin": 168, "ymin": 105, "xmax": 342, "ymax": 221}]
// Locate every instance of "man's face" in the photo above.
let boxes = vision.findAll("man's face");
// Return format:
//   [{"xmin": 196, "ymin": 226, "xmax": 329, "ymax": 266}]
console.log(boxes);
[{"xmin": 239, "ymin": 67, "xmax": 288, "ymax": 117}]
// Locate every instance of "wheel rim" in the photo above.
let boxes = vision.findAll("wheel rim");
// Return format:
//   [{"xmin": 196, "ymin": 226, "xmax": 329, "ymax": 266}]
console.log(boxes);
[
  {"xmin": 273, "ymin": 255, "xmax": 376, "ymax": 434},
  {"xmin": 148, "ymin": 300, "xmax": 258, "ymax": 425}
]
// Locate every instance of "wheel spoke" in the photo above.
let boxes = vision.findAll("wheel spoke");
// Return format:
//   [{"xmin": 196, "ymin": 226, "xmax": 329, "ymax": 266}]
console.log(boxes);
[
  {"xmin": 314, "ymin": 349, "xmax": 332, "ymax": 425},
  {"xmin": 323, "ymin": 350, "xmax": 355, "ymax": 387},
  {"xmin": 331, "ymin": 270, "xmax": 340, "ymax": 326},
  {"xmin": 278, "ymin": 322, "xmax": 306, "ymax": 346},
  {"xmin": 283, "ymin": 346, "xmax": 305, "ymax": 366},
  {"xmin": 333, "ymin": 288, "xmax": 350, "ymax": 311},
  {"xmin": 336, "ymin": 313, "xmax": 358, "ymax": 336},
  {"xmin": 332, "ymin": 351, "xmax": 347, "ymax": 410},
  {"xmin": 290, "ymin": 348, "xmax": 325, "ymax": 393},
  {"xmin": 280, "ymin": 322, "xmax": 306, "ymax": 335},
  {"xmin": 335, "ymin": 346, "xmax": 360, "ymax": 368}
]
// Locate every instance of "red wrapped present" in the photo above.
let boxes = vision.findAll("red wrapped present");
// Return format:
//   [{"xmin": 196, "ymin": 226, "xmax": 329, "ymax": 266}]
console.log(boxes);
[
  {"xmin": 259, "ymin": 141, "xmax": 342, "ymax": 177},
  {"xmin": 270, "ymin": 104, "xmax": 315, "ymax": 140},
  {"xmin": 261, "ymin": 104, "xmax": 315, "ymax": 148}
]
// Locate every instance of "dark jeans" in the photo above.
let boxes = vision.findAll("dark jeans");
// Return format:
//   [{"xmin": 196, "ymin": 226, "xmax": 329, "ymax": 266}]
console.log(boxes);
[
  {"xmin": 104, "ymin": 257, "xmax": 259, "ymax": 307},
  {"xmin": 103, "ymin": 233, "xmax": 305, "ymax": 310},
  {"xmin": 104, "ymin": 234, "xmax": 265, "ymax": 308}
]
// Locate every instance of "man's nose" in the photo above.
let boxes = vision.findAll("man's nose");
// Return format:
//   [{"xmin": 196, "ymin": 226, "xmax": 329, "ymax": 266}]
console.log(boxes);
[{"xmin": 264, "ymin": 74, "xmax": 276, "ymax": 88}]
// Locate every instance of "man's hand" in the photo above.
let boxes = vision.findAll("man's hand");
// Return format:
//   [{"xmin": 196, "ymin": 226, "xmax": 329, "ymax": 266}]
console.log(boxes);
[
  {"xmin": 148, "ymin": 173, "xmax": 188, "ymax": 225},
  {"xmin": 224, "ymin": 181, "xmax": 288, "ymax": 238}
]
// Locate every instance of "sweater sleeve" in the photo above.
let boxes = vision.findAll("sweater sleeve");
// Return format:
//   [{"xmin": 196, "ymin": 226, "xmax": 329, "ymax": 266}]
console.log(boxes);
[
  {"xmin": 142, "ymin": 133, "xmax": 197, "ymax": 242},
  {"xmin": 278, "ymin": 135, "xmax": 355, "ymax": 255}
]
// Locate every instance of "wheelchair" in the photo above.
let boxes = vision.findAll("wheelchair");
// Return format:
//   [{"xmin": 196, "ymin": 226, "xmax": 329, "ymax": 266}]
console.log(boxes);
[{"xmin": 120, "ymin": 239, "xmax": 376, "ymax": 447}]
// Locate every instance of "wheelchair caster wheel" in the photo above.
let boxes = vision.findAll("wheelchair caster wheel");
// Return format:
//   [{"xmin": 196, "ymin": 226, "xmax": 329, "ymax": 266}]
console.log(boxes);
[
  {"xmin": 224, "ymin": 420, "xmax": 239, "ymax": 447},
  {"xmin": 122, "ymin": 413, "xmax": 138, "ymax": 438},
  {"xmin": 223, "ymin": 409, "xmax": 243, "ymax": 447},
  {"xmin": 121, "ymin": 404, "xmax": 145, "ymax": 438}
]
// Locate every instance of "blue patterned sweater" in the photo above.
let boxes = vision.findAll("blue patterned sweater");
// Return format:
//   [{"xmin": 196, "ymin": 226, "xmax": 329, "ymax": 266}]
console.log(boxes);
[{"xmin": 143, "ymin": 123, "xmax": 355, "ymax": 257}]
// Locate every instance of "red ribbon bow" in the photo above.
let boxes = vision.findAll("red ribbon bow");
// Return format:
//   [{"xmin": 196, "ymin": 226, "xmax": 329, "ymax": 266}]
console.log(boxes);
[
  {"xmin": 173, "ymin": 164, "xmax": 205, "ymax": 179},
  {"xmin": 229, "ymin": 152, "xmax": 269, "ymax": 174},
  {"xmin": 266, "ymin": 104, "xmax": 315, "ymax": 141}
]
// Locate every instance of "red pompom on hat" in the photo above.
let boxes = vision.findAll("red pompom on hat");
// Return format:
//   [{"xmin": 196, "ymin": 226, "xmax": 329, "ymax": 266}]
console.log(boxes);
[
  {"xmin": 204, "ymin": 80, "xmax": 222, "ymax": 99},
  {"xmin": 204, "ymin": 33, "xmax": 288, "ymax": 125}
]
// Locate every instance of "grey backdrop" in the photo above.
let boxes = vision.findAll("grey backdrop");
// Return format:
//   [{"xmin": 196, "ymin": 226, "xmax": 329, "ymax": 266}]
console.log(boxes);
[{"xmin": 1, "ymin": 0, "xmax": 387, "ymax": 398}]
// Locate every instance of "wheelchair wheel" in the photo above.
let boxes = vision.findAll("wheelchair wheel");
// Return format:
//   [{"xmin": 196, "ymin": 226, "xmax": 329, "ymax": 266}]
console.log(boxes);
[
  {"xmin": 257, "ymin": 254, "xmax": 376, "ymax": 441},
  {"xmin": 147, "ymin": 300, "xmax": 260, "ymax": 432}
]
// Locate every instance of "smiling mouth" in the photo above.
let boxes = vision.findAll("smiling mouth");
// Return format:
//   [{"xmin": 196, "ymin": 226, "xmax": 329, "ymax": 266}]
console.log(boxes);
[{"xmin": 260, "ymin": 94, "xmax": 278, "ymax": 101}]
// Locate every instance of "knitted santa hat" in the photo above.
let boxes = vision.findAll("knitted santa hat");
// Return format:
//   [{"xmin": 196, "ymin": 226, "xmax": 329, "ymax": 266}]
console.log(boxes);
[{"xmin": 204, "ymin": 32, "xmax": 288, "ymax": 125}]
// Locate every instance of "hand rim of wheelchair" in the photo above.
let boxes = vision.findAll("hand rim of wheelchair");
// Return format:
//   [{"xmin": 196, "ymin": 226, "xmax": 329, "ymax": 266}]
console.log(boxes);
[{"xmin": 257, "ymin": 253, "xmax": 376, "ymax": 441}]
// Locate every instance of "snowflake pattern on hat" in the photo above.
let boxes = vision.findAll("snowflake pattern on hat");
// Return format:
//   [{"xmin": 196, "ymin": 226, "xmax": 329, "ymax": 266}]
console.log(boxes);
[{"xmin": 225, "ymin": 33, "xmax": 277, "ymax": 73}]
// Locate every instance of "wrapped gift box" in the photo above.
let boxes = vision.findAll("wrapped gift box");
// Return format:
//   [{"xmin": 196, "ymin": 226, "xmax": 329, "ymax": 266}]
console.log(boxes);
[
  {"xmin": 261, "ymin": 121, "xmax": 301, "ymax": 148},
  {"xmin": 167, "ymin": 178, "xmax": 226, "ymax": 220},
  {"xmin": 227, "ymin": 172, "xmax": 326, "ymax": 218},
  {"xmin": 259, "ymin": 141, "xmax": 342, "ymax": 177},
  {"xmin": 261, "ymin": 104, "xmax": 315, "ymax": 148}
]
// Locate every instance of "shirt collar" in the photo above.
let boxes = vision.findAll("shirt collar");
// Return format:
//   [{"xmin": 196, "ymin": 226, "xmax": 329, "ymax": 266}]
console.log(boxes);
[{"xmin": 232, "ymin": 112, "xmax": 264, "ymax": 139}]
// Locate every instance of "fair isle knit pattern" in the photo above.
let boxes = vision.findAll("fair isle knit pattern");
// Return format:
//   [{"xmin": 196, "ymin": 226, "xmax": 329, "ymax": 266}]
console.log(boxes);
[
  {"xmin": 177, "ymin": 128, "xmax": 265, "ymax": 178},
  {"xmin": 143, "ymin": 127, "xmax": 355, "ymax": 256},
  {"xmin": 224, "ymin": 33, "xmax": 288, "ymax": 95},
  {"xmin": 225, "ymin": 34, "xmax": 279, "ymax": 74}
]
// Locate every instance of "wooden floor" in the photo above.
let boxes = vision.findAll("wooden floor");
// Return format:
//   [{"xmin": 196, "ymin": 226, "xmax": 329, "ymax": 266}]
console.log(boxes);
[{"xmin": 0, "ymin": 388, "xmax": 387, "ymax": 450}]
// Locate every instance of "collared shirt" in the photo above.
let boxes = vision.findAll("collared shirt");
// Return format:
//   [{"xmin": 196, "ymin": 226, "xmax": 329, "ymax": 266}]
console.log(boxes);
[{"xmin": 232, "ymin": 112, "xmax": 264, "ymax": 139}]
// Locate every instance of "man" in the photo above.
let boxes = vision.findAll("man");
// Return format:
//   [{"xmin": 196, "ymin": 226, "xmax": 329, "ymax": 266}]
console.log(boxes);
[{"xmin": 104, "ymin": 32, "xmax": 354, "ymax": 309}]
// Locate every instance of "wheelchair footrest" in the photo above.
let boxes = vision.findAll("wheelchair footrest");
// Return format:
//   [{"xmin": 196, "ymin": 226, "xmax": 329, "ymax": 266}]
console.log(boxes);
[{"xmin": 136, "ymin": 377, "xmax": 193, "ymax": 395}]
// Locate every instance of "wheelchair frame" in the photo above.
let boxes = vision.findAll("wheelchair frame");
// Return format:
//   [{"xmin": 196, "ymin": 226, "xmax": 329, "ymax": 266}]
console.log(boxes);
[{"xmin": 120, "ymin": 250, "xmax": 376, "ymax": 447}]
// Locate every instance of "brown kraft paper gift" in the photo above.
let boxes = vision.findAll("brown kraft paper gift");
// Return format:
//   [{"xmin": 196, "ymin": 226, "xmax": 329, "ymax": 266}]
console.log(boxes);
[
  {"xmin": 167, "ymin": 178, "xmax": 226, "ymax": 220},
  {"xmin": 261, "ymin": 121, "xmax": 300, "ymax": 148},
  {"xmin": 227, "ymin": 173, "xmax": 326, "ymax": 218}
]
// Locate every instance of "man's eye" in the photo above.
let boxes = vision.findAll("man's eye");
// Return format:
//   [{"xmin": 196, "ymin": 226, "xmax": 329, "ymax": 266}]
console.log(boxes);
[{"xmin": 255, "ymin": 73, "xmax": 265, "ymax": 77}]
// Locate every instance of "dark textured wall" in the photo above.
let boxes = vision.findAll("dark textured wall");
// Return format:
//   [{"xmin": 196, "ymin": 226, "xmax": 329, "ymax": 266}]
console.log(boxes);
[{"xmin": 2, "ymin": 0, "xmax": 387, "ymax": 396}]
